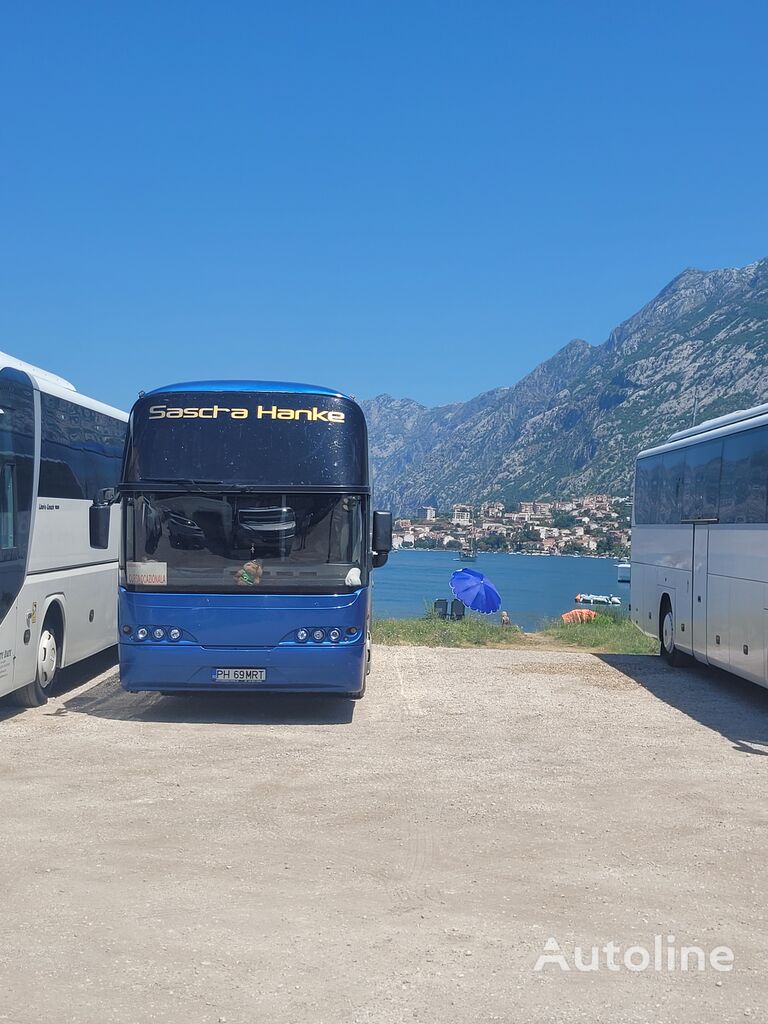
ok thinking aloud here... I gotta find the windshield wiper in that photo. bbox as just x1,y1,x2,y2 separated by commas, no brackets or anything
152,478,223,486
122,478,252,492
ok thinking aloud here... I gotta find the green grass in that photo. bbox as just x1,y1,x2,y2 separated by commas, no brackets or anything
372,614,525,648
372,611,658,655
539,612,658,654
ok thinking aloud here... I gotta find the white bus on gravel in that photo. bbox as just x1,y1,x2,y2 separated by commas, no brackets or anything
631,400,768,687
0,352,127,706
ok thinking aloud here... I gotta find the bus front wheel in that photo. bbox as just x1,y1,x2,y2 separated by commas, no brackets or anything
13,618,61,707
660,601,685,666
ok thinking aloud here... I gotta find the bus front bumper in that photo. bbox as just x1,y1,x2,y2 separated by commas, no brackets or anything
119,641,367,695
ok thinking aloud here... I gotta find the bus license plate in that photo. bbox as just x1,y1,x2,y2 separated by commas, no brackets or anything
212,668,267,683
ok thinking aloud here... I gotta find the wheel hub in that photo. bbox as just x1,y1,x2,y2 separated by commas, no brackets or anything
38,629,57,689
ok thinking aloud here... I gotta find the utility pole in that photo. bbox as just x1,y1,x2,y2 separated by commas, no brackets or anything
691,387,698,427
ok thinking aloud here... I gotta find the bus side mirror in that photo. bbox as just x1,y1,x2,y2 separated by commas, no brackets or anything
89,490,115,550
372,510,392,568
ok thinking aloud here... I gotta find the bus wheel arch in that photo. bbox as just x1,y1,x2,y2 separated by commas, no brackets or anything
40,596,67,666
659,594,685,666
42,598,65,647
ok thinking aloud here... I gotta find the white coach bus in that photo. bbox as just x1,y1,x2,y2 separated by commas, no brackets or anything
0,353,127,706
631,400,768,686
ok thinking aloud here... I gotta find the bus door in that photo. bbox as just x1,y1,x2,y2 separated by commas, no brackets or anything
691,523,710,661
0,369,36,695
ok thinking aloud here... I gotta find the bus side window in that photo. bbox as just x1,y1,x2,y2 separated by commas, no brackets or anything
682,440,722,521
39,392,126,502
0,463,15,549
660,449,684,524
720,427,768,524
634,454,662,524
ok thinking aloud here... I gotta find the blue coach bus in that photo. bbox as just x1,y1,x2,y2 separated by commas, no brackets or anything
89,380,392,698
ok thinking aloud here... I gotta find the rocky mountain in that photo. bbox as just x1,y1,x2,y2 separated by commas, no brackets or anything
362,258,768,515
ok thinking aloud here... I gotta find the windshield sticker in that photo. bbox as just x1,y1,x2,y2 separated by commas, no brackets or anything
127,561,168,586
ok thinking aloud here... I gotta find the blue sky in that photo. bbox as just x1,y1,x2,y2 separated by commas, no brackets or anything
1,1,766,411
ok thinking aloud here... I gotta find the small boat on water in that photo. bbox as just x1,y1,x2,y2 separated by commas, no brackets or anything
575,592,622,606
616,561,631,583
456,541,477,562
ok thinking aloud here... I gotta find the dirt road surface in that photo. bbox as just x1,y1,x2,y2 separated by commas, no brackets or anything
2,646,767,1023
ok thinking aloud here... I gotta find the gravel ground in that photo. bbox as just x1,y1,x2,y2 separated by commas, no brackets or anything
1,646,768,1024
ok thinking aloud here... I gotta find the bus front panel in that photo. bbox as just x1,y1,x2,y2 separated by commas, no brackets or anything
118,587,370,695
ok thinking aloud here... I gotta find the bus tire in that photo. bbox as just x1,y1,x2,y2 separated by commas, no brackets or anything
12,615,61,707
660,599,685,666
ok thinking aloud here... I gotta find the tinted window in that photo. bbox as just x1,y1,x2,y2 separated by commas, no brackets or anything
659,448,685,524
39,393,126,501
634,455,662,524
0,464,15,548
720,426,768,523
0,369,35,621
682,440,722,521
125,392,368,489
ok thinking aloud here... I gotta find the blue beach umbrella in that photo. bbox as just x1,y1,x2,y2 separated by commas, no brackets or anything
450,568,502,615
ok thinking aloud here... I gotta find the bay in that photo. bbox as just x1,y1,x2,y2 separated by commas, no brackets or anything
372,549,630,632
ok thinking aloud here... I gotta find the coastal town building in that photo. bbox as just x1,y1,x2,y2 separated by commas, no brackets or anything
480,500,505,519
451,504,473,525
581,494,611,512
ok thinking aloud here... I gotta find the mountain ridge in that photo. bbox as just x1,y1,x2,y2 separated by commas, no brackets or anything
362,258,768,514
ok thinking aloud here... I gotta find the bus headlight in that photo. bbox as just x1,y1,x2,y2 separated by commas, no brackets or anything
328,628,342,643
152,627,165,641
168,628,182,641
135,627,149,641
296,628,309,643
311,628,326,642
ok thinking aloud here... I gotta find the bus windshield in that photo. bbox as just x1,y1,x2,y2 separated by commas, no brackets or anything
124,491,365,593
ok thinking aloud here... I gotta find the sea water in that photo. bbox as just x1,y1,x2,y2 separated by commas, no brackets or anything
373,550,630,632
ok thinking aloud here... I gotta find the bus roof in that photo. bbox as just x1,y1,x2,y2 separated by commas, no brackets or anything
666,400,768,443
145,380,351,399
638,400,768,462
1,349,127,421
0,350,76,391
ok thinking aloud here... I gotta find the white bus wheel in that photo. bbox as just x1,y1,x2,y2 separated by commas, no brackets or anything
37,628,58,689
660,603,685,667
12,620,61,707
